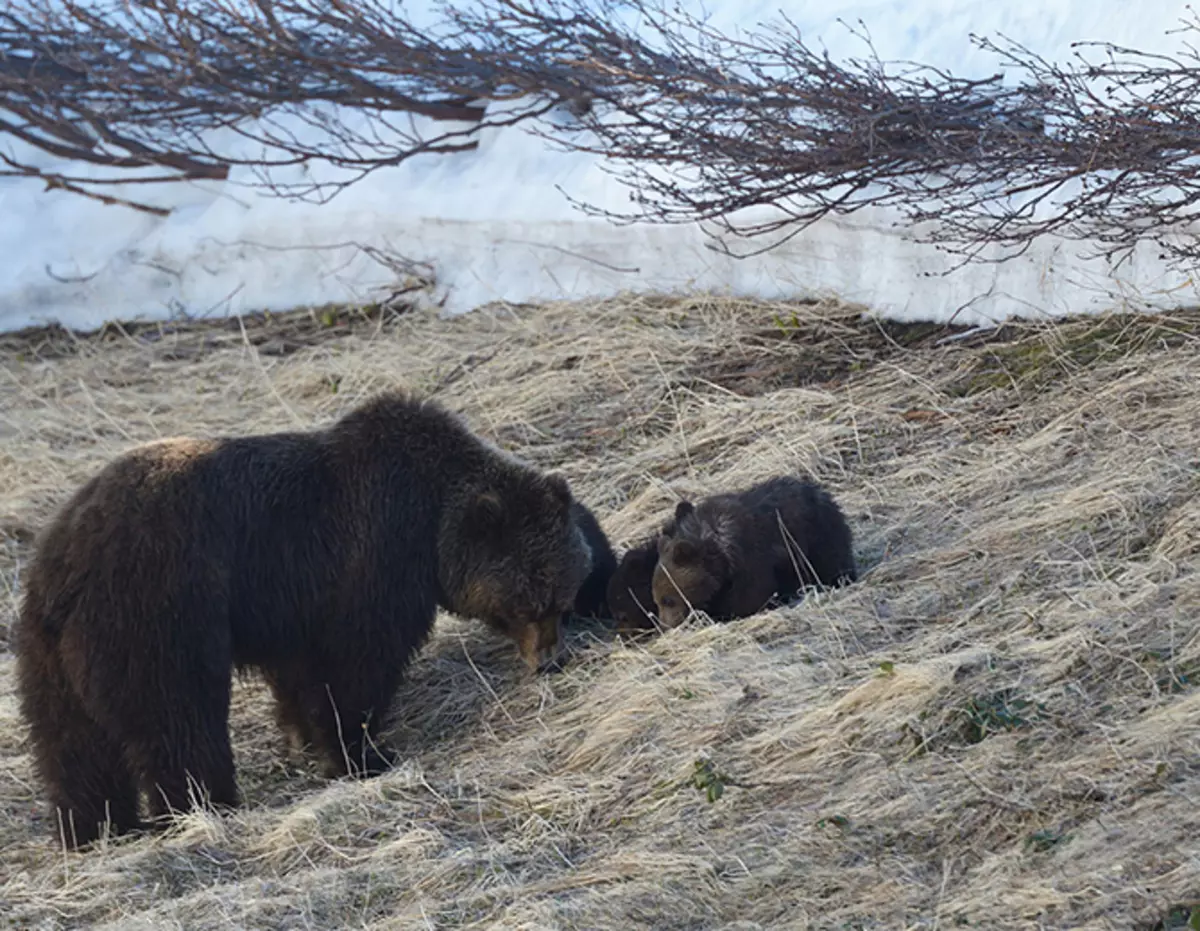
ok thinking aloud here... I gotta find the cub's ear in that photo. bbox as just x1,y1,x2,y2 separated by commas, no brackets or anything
634,542,660,568
669,539,700,565
466,490,506,541
544,472,573,510
673,500,695,523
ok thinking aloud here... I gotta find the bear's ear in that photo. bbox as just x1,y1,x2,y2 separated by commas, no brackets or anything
670,539,700,565
466,490,506,540
674,500,695,523
544,472,573,511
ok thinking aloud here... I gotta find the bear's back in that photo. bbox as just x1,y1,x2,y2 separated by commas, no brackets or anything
211,425,448,660
20,426,439,654
738,475,856,587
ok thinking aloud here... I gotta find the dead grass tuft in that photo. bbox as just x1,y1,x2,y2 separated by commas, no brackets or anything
1,293,1198,929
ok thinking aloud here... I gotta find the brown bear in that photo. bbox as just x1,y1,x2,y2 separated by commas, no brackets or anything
652,475,857,628
606,538,660,637
567,500,617,621
12,390,592,849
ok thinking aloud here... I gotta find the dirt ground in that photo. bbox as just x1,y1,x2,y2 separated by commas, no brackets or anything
0,295,1197,930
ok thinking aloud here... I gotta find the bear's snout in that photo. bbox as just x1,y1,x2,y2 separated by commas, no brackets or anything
516,615,566,674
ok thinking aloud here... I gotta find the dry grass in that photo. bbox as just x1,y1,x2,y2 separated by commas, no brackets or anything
1,294,1198,930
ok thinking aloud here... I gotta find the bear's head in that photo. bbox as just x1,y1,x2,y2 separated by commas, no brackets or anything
651,501,729,628
606,542,659,637
443,471,592,672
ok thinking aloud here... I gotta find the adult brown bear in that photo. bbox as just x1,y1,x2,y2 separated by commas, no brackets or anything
13,391,592,849
652,476,857,628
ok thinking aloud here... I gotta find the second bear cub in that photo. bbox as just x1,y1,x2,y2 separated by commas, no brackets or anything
652,475,856,628
568,500,618,620
606,538,659,636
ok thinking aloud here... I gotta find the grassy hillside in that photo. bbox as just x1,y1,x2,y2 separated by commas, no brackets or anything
1,296,1197,930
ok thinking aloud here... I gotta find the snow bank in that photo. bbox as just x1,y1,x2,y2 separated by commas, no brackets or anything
0,1,1194,334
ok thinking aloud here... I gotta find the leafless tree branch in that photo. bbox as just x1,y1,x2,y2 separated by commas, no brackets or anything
452,0,1200,270
5,0,1200,273
0,0,593,207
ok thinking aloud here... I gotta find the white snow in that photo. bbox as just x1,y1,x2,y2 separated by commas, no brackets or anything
1,0,1196,335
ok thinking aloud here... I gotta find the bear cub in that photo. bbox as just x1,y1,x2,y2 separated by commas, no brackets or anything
605,508,691,637
652,475,857,628
13,391,592,849
606,537,660,637
567,500,617,621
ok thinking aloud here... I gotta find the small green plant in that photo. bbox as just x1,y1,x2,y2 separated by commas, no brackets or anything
771,310,803,336
815,814,851,830
877,660,896,677
690,758,726,803
960,690,1043,744
1153,903,1200,931
1024,829,1069,853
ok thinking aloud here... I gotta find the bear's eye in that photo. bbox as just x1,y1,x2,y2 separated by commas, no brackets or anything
662,596,678,609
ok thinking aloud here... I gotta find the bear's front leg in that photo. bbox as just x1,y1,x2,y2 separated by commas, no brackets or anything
265,660,402,779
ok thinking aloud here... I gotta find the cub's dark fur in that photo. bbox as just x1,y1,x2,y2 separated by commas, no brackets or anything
606,538,660,637
13,391,591,849
652,476,856,628
568,500,617,620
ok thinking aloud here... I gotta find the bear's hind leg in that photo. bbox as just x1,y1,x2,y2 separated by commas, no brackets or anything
45,722,142,849
15,644,141,849
131,689,240,825
111,636,240,825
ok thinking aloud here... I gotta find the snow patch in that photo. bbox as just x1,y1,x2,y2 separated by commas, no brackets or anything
0,1,1194,333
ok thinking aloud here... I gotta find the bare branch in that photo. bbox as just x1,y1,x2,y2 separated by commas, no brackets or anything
454,0,1200,271
5,0,1200,277
0,0,589,204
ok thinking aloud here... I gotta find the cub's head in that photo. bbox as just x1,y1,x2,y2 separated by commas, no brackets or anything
606,541,659,637
444,472,591,672
651,501,727,628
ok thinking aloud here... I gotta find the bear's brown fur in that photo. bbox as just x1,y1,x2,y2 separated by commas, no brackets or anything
606,538,660,637
567,500,617,620
652,475,856,628
13,391,592,849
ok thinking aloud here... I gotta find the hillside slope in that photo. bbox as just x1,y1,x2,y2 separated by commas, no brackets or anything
1,297,1198,929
